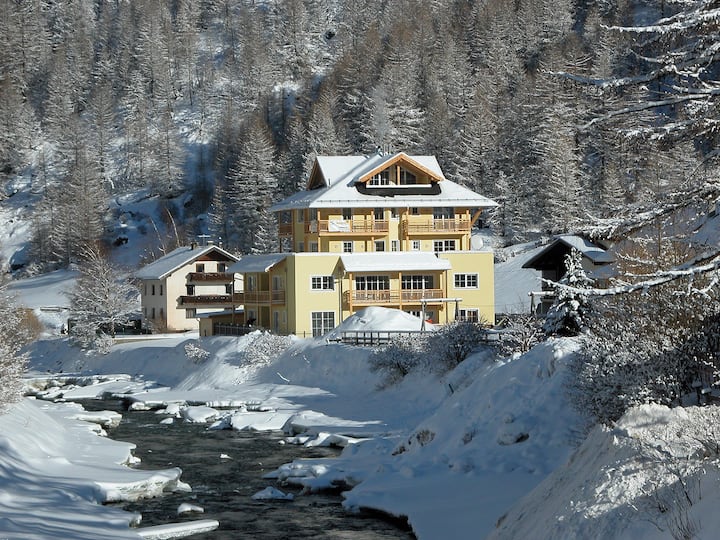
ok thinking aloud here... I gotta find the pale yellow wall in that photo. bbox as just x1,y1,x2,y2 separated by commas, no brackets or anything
438,251,495,324
286,253,343,337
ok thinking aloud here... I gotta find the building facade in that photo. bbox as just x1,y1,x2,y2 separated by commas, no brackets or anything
201,152,498,337
136,245,240,332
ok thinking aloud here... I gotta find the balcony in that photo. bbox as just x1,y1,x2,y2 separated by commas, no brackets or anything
306,219,389,235
186,272,234,284
402,218,471,235
278,223,293,236
178,294,240,308
235,290,286,305
344,288,444,306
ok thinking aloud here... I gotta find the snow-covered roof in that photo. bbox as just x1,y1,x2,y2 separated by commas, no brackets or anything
135,245,238,280
270,153,498,211
556,235,614,264
227,253,288,274
340,252,451,273
522,235,614,270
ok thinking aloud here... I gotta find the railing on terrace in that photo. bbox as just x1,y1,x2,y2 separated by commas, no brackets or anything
307,220,390,235
236,290,286,304
402,218,471,234
186,272,233,283
178,294,233,306
344,288,444,305
331,328,502,346
213,323,256,336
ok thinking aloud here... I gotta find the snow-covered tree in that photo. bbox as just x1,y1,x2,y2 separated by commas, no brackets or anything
69,247,138,352
0,282,32,411
544,249,594,336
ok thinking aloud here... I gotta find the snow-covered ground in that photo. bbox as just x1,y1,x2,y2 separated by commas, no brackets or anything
7,243,720,539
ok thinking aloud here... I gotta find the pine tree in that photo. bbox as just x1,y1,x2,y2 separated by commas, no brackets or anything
544,248,594,336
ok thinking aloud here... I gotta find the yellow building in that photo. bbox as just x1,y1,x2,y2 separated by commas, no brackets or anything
202,152,497,337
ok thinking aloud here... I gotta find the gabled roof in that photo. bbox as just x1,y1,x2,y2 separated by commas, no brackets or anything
270,152,497,211
135,245,238,280
340,252,452,273
227,253,288,274
522,235,614,271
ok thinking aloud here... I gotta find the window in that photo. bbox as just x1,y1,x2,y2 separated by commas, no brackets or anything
402,275,434,290
298,242,304,252
391,208,399,219
196,263,205,272
411,207,420,215
297,210,304,223
151,284,156,296
225,284,233,294
343,241,353,253
458,308,479,323
454,273,479,289
408,310,435,322
310,242,319,252
374,208,384,220
433,207,455,219
374,240,385,252
355,276,390,290
246,275,256,291
160,284,164,296
311,311,335,337
218,263,226,273
412,240,421,251
151,307,156,319
309,208,318,221
273,276,283,291
391,240,399,252
434,240,456,252
342,208,352,220
399,169,416,184
368,170,390,185
186,284,195,295
311,276,335,291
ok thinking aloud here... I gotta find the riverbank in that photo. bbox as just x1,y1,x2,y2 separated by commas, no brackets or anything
0,398,218,539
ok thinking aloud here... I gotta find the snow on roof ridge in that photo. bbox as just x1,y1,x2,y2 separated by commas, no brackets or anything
135,245,237,280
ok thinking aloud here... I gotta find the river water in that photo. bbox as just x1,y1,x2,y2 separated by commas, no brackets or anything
95,403,414,539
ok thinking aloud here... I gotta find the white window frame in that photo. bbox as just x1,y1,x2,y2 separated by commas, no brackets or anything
374,240,385,252
311,275,335,291
412,240,421,251
454,273,479,289
342,208,352,220
309,241,319,252
458,308,479,323
402,275,434,290
391,240,399,252
343,241,353,253
355,275,390,290
434,239,456,252
368,170,390,186
185,308,196,319
311,311,335,337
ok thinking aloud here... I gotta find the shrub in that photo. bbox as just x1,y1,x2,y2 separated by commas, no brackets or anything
369,334,429,388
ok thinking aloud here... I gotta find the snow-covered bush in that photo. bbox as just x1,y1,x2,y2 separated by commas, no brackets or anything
369,334,430,388
544,248,593,336
242,333,293,367
496,314,544,356
184,343,210,364
429,320,489,373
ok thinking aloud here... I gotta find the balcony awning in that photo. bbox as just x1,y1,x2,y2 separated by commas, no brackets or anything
227,254,288,274
340,252,451,273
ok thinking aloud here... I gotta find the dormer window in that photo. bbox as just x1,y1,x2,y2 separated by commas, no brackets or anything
368,170,390,186
399,169,416,185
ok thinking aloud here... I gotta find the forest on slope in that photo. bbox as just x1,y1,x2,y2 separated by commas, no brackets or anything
1,0,718,268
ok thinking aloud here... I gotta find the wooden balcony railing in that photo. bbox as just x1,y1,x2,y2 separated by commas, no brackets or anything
178,294,234,307
186,272,234,283
403,218,471,234
278,223,293,236
344,288,444,306
235,290,286,304
306,219,390,235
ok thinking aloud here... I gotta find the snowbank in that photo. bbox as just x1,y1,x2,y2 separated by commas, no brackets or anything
0,398,198,539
